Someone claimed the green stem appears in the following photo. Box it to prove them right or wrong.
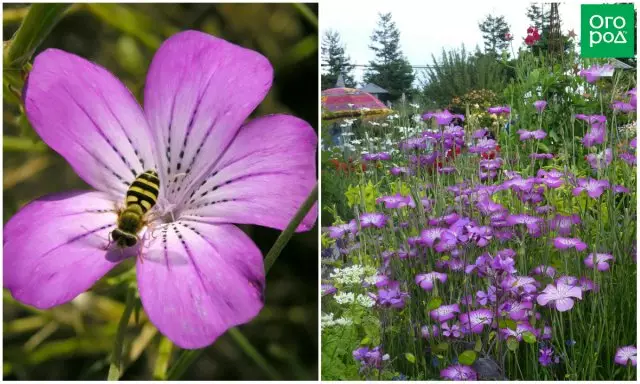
[264,182,318,273]
[107,288,136,380]
[227,328,281,380]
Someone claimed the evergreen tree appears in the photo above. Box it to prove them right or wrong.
[478,15,511,55]
[321,30,357,89]
[526,3,550,31]
[363,12,414,101]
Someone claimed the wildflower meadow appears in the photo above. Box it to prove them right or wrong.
[321,26,637,382]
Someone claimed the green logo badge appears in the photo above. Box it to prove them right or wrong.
[581,4,635,58]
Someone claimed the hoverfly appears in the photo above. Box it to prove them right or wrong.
[110,170,160,258]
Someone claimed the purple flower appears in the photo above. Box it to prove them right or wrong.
[499,320,536,341]
[359,212,388,229]
[572,178,609,199]
[504,177,536,192]
[506,214,543,237]
[620,152,636,166]
[421,324,440,338]
[416,272,448,291]
[376,281,409,309]
[611,101,634,113]
[615,345,637,366]
[362,152,391,162]
[584,253,614,271]
[441,322,463,338]
[586,148,612,170]
[517,129,547,141]
[579,64,614,83]
[613,185,630,194]
[440,364,477,380]
[4,31,317,349]
[327,222,357,239]
[536,281,582,311]
[539,347,559,366]
[487,106,510,115]
[468,138,497,153]
[423,110,465,125]
[399,137,428,151]
[500,300,533,321]
[582,126,606,147]
[459,309,494,333]
[531,265,556,278]
[550,214,581,236]
[353,346,389,371]
[376,194,415,209]
[533,100,547,113]
[475,287,497,305]
[575,114,607,129]
[322,284,337,296]
[553,237,587,252]
[390,166,413,176]
[530,153,554,160]
[472,128,488,138]
[430,303,461,322]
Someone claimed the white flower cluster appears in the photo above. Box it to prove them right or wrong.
[356,294,376,308]
[321,312,353,329]
[364,274,379,285]
[330,265,367,286]
[333,292,376,308]
[333,292,355,304]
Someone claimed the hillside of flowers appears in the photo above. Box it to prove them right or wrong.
[320,60,637,380]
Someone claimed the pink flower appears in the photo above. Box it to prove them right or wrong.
[615,345,637,366]
[584,253,614,271]
[430,303,461,322]
[536,281,583,312]
[415,272,448,291]
[553,237,587,252]
[4,31,317,349]
[579,64,614,83]
[572,178,609,199]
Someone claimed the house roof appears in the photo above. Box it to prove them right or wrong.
[359,83,389,94]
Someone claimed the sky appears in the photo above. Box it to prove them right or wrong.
[322,1,583,85]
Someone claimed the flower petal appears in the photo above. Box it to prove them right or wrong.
[3,191,129,309]
[554,298,575,312]
[137,221,265,349]
[143,30,273,202]
[24,49,156,199]
[179,114,317,232]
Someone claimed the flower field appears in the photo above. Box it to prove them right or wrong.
[321,60,637,380]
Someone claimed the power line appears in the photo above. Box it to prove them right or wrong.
[321,63,438,69]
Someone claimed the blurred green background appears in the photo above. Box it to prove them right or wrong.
[3,3,318,380]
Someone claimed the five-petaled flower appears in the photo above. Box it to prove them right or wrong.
[3,31,317,349]
[536,281,582,312]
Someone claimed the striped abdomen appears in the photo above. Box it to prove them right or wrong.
[126,169,160,213]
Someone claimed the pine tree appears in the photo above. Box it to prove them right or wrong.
[363,12,414,101]
[526,3,550,31]
[321,30,357,90]
[478,15,511,55]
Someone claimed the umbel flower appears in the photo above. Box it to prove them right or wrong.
[3,31,317,349]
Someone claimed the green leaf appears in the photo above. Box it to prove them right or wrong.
[498,318,518,331]
[434,342,449,353]
[4,4,71,69]
[506,336,519,352]
[474,338,482,353]
[458,350,477,366]
[360,337,370,346]
[426,297,442,311]
[405,353,416,364]
[522,331,537,344]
